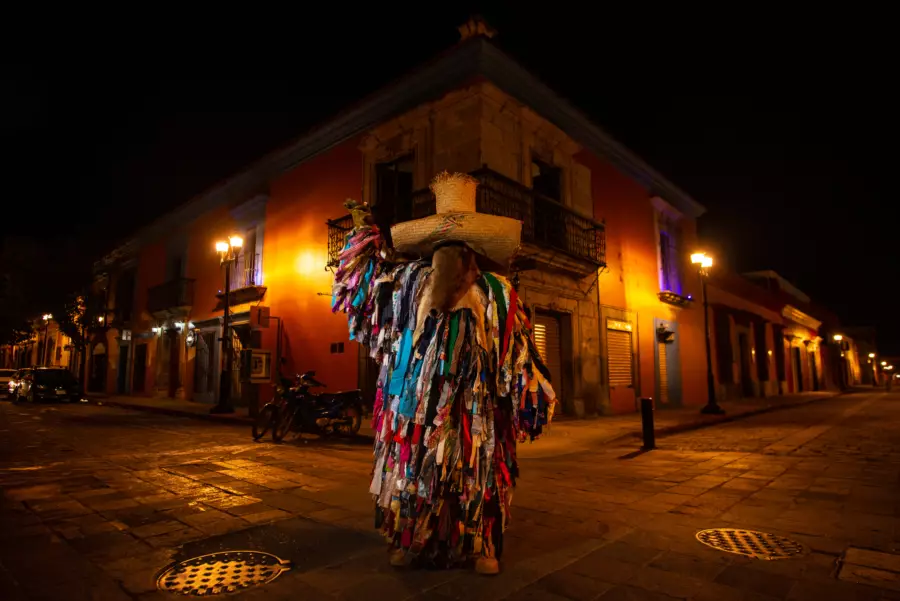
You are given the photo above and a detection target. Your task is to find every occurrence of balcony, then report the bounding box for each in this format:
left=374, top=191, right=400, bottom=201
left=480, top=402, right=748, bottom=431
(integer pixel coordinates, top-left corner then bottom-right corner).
left=214, top=253, right=267, bottom=310
left=413, top=168, right=606, bottom=273
left=147, top=278, right=195, bottom=317
left=229, top=252, right=262, bottom=289
left=326, top=168, right=606, bottom=276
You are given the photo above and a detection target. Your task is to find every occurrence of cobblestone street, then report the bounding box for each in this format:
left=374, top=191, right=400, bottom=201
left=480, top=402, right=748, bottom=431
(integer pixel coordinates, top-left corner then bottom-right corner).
left=3, top=391, right=900, bottom=600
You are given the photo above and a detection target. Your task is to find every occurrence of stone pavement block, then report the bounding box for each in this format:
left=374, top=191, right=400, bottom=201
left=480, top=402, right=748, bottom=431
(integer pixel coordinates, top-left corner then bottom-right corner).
left=131, top=520, right=186, bottom=539
left=144, top=526, right=205, bottom=548
left=567, top=556, right=640, bottom=583
left=715, top=564, right=798, bottom=598
left=624, top=564, right=707, bottom=599
left=533, top=570, right=615, bottom=601
left=331, top=573, right=428, bottom=601
left=596, top=585, right=683, bottom=600
left=224, top=501, right=274, bottom=516
left=260, top=490, right=330, bottom=514
left=649, top=550, right=729, bottom=580
left=102, top=548, right=176, bottom=595
left=192, top=516, right=250, bottom=536
left=242, top=509, right=292, bottom=524
left=88, top=497, right=140, bottom=511
left=692, top=581, right=780, bottom=601
left=503, top=586, right=573, bottom=601
left=203, top=494, right=263, bottom=510
left=3, top=484, right=62, bottom=501
left=172, top=507, right=233, bottom=526
left=789, top=578, right=884, bottom=601
left=664, top=484, right=709, bottom=496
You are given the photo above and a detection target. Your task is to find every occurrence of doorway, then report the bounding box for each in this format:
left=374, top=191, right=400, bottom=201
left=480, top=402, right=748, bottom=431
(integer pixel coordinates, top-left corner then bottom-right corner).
left=374, top=154, right=415, bottom=247
left=809, top=352, right=819, bottom=391
left=117, top=345, right=129, bottom=394
left=657, top=342, right=670, bottom=404
left=89, top=343, right=107, bottom=392
left=133, top=344, right=147, bottom=393
left=534, top=311, right=565, bottom=399
left=738, top=332, right=755, bottom=397
left=792, top=347, right=804, bottom=392
left=358, top=345, right=379, bottom=412
left=193, top=331, right=217, bottom=404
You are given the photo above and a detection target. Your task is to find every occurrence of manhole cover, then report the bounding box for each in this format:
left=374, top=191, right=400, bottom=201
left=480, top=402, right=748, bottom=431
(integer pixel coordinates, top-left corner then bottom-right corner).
left=156, top=550, right=291, bottom=596
left=696, top=528, right=804, bottom=560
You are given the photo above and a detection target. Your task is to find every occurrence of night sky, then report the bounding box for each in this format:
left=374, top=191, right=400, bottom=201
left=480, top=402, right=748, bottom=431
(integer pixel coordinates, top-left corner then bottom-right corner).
left=4, top=9, right=895, bottom=351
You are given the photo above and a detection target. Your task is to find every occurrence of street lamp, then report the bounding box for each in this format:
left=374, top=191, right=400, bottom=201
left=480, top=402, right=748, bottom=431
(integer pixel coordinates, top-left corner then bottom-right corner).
left=211, top=235, right=243, bottom=414
left=691, top=252, right=723, bottom=415
left=833, top=334, right=843, bottom=342
left=42, top=314, right=53, bottom=366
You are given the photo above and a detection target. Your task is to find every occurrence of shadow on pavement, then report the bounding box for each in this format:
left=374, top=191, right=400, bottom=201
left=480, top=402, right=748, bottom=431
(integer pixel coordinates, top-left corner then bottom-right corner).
left=171, top=515, right=382, bottom=572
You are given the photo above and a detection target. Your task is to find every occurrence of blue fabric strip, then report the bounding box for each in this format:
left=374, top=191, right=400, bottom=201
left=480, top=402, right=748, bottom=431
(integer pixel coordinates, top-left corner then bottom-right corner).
left=388, top=328, right=414, bottom=397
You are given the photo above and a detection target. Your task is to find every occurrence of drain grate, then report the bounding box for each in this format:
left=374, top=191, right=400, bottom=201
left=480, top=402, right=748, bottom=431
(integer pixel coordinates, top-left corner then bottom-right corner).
left=156, top=550, right=291, bottom=596
left=696, top=528, right=805, bottom=561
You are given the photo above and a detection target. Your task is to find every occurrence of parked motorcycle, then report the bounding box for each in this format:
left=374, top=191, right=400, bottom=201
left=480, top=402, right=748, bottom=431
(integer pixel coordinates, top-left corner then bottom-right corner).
left=252, top=371, right=363, bottom=442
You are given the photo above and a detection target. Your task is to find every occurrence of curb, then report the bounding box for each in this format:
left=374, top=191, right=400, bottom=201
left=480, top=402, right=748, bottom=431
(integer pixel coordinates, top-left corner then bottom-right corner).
left=610, top=391, right=845, bottom=444
left=92, top=398, right=255, bottom=426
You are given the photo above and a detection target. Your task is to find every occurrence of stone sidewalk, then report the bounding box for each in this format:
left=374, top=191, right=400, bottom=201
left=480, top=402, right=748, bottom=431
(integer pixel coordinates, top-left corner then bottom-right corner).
left=91, top=390, right=840, bottom=452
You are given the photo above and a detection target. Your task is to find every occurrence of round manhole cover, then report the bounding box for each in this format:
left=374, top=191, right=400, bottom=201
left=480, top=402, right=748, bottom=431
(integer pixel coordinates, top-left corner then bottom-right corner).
left=696, top=528, right=805, bottom=560
left=156, top=550, right=291, bottom=596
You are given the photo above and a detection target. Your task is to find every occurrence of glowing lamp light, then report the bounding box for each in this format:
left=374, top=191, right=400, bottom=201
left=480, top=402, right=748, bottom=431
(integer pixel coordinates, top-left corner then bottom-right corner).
left=833, top=334, right=843, bottom=341
left=151, top=327, right=161, bottom=334
left=882, top=361, right=888, bottom=366
left=869, top=352, right=876, bottom=358
left=228, top=235, right=243, bottom=249
left=215, top=241, right=229, bottom=253
left=174, top=322, right=185, bottom=330
left=98, top=316, right=104, bottom=323
left=42, top=313, right=52, bottom=321
left=886, top=365, right=894, bottom=371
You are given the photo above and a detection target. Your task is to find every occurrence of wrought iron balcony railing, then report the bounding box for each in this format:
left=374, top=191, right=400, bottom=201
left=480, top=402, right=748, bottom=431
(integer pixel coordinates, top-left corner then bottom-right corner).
left=412, top=168, right=606, bottom=265
left=147, top=278, right=195, bottom=314
left=229, top=252, right=262, bottom=289
left=326, top=168, right=606, bottom=268
left=327, top=215, right=354, bottom=268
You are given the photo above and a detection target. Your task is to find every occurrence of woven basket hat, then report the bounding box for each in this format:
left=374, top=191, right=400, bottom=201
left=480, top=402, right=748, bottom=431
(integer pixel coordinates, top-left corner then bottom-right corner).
left=390, top=172, right=522, bottom=267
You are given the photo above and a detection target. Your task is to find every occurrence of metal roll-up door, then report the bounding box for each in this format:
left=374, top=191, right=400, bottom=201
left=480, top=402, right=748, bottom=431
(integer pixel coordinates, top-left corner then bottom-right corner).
left=607, top=330, right=633, bottom=387
left=658, top=342, right=670, bottom=403
left=534, top=313, right=562, bottom=393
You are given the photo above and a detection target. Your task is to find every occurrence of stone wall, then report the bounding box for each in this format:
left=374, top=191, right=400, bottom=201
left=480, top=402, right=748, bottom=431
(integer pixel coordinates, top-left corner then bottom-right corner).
left=360, top=81, right=603, bottom=416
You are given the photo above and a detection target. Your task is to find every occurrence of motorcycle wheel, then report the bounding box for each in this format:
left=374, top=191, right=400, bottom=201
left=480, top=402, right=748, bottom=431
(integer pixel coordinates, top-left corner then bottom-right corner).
left=337, top=404, right=363, bottom=437
left=272, top=404, right=295, bottom=443
left=252, top=404, right=277, bottom=441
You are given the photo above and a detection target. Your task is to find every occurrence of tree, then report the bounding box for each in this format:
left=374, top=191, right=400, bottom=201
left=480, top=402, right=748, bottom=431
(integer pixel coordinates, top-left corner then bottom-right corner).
left=48, top=290, right=98, bottom=380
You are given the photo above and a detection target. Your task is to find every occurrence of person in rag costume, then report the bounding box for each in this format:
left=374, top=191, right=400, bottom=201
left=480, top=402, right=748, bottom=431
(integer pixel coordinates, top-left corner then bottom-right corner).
left=331, top=172, right=558, bottom=575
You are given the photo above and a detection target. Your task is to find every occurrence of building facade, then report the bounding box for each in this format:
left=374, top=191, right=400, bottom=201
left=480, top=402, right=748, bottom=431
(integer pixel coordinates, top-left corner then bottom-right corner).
left=86, top=24, right=821, bottom=416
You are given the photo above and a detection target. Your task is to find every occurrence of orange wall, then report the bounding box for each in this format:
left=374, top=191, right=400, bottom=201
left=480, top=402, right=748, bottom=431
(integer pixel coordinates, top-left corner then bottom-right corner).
left=580, top=151, right=707, bottom=413
left=263, top=138, right=364, bottom=394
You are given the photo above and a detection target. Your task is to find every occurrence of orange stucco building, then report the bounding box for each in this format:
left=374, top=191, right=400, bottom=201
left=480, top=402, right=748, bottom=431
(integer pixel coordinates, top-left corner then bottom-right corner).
left=85, top=25, right=728, bottom=416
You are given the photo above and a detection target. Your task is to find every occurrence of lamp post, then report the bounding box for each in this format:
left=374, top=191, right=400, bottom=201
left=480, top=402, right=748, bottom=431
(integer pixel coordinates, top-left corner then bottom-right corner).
left=691, top=252, right=723, bottom=415
left=211, top=235, right=243, bottom=414
left=868, top=352, right=877, bottom=385
left=42, top=314, right=53, bottom=366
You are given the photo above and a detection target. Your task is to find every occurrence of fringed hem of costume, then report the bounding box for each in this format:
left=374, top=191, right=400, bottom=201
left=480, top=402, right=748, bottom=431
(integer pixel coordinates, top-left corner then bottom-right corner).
left=332, top=224, right=556, bottom=566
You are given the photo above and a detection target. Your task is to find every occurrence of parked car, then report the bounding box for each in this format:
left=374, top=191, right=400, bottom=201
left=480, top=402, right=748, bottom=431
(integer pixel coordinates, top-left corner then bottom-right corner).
left=1, top=369, right=16, bottom=398
left=15, top=368, right=83, bottom=403
left=7, top=368, right=32, bottom=398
